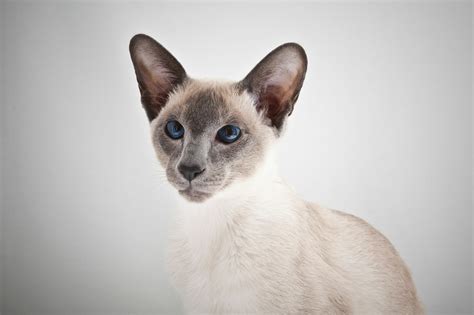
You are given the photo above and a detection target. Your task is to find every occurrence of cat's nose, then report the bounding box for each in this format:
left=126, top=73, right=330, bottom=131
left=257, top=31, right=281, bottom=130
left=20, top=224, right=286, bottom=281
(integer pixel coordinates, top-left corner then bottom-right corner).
left=178, top=163, right=205, bottom=182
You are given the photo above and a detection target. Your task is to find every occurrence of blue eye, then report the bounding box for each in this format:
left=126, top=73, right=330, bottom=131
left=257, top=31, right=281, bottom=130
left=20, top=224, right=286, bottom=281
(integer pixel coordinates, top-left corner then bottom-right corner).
left=165, top=120, right=185, bottom=139
left=217, top=125, right=241, bottom=143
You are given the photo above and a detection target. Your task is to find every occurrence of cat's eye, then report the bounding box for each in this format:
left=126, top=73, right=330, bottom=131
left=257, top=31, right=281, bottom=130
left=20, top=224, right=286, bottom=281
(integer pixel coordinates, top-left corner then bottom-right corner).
left=165, top=120, right=185, bottom=139
left=217, top=125, right=241, bottom=144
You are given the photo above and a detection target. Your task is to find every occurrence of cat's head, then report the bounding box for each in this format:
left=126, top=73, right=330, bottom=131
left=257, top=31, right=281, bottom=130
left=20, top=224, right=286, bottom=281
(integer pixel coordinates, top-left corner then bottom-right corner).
left=130, top=34, right=307, bottom=202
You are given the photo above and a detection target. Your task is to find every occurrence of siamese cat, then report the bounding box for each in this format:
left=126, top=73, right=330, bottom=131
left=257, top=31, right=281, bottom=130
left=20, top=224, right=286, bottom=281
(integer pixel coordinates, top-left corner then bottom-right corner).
left=129, top=34, right=423, bottom=314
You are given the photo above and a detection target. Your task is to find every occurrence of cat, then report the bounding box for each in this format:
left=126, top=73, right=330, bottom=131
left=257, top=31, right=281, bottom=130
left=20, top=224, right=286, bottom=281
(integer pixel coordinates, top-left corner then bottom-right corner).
left=129, top=34, right=423, bottom=314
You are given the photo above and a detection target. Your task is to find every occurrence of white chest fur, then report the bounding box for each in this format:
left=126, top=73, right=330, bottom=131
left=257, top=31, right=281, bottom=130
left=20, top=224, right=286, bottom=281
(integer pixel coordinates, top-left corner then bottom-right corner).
left=166, top=176, right=305, bottom=314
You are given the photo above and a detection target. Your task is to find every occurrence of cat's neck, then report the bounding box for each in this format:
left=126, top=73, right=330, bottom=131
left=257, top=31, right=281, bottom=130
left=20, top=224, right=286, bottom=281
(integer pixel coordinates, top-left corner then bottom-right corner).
left=174, top=171, right=296, bottom=250
left=177, top=147, right=288, bottom=212
left=172, top=152, right=299, bottom=240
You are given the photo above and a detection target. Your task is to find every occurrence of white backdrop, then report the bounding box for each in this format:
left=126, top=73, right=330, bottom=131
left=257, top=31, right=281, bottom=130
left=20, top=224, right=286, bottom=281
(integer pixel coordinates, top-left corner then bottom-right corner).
left=1, top=2, right=472, bottom=314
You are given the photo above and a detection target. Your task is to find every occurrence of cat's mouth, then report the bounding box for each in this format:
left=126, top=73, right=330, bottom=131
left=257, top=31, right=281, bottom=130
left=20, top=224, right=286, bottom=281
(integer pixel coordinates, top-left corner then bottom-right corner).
left=178, top=186, right=212, bottom=202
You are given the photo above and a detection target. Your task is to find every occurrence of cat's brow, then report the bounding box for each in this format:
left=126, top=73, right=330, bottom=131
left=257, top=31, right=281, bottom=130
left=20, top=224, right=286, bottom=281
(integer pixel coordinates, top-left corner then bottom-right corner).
left=183, top=88, right=224, bottom=134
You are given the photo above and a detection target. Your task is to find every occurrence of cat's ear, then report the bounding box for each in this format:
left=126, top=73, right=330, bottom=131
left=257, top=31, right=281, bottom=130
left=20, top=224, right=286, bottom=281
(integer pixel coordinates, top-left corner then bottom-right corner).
left=129, top=34, right=187, bottom=121
left=239, top=43, right=307, bottom=132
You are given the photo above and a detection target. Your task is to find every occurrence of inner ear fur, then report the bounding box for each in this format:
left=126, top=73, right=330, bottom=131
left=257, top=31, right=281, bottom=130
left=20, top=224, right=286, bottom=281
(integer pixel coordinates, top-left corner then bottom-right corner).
left=239, top=43, right=308, bottom=132
left=129, top=34, right=187, bottom=121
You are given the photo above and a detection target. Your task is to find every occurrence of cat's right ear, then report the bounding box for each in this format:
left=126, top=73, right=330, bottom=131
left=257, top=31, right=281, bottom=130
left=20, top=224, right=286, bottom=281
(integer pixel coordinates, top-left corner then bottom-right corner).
left=129, top=34, right=187, bottom=121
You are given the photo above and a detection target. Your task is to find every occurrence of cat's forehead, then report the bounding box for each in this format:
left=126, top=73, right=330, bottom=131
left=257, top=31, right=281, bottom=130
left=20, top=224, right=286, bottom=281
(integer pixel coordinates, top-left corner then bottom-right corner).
left=163, top=80, right=259, bottom=133
left=181, top=88, right=225, bottom=133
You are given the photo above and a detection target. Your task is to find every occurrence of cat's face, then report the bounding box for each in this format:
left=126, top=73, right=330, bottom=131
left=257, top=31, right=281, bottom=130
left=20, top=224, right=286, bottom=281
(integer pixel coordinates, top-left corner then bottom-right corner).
left=150, top=81, right=273, bottom=202
left=130, top=34, right=307, bottom=202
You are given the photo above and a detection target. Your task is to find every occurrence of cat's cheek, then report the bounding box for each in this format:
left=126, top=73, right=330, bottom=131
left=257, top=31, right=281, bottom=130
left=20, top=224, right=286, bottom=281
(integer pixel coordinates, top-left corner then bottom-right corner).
left=156, top=135, right=176, bottom=155
left=234, top=138, right=265, bottom=179
left=153, top=145, right=170, bottom=169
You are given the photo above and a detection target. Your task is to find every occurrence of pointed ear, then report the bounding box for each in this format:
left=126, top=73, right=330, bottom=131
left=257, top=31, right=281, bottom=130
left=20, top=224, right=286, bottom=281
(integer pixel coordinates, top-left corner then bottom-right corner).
left=129, top=34, right=187, bottom=121
left=239, top=43, right=307, bottom=132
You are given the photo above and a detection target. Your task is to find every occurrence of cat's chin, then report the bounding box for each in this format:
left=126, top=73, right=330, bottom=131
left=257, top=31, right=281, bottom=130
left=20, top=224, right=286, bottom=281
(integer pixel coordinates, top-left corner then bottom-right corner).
left=178, top=187, right=213, bottom=203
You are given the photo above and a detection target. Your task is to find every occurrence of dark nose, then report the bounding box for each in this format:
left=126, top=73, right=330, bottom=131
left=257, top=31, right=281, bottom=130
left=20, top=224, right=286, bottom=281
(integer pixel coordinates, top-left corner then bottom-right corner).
left=178, top=163, right=205, bottom=182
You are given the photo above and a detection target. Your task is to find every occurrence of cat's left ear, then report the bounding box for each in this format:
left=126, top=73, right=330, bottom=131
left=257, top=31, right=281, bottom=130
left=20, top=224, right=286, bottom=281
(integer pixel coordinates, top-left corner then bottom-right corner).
left=239, top=43, right=307, bottom=132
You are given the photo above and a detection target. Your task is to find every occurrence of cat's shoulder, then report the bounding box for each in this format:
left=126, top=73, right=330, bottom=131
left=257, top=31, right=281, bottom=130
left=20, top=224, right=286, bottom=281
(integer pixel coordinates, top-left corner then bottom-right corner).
left=303, top=202, right=397, bottom=251
left=305, top=202, right=414, bottom=279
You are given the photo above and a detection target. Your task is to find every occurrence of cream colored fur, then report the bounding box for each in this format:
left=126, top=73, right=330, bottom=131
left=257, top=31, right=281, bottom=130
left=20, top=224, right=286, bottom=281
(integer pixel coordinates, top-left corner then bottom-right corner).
left=165, top=145, right=423, bottom=314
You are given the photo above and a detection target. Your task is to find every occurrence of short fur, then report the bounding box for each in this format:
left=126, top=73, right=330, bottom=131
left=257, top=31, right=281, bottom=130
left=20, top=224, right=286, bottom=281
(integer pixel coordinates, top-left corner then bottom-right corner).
left=130, top=34, right=423, bottom=314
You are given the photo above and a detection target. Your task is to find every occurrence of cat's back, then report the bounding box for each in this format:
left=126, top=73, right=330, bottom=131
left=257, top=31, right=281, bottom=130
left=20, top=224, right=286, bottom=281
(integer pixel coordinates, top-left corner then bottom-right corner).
left=304, top=203, right=423, bottom=314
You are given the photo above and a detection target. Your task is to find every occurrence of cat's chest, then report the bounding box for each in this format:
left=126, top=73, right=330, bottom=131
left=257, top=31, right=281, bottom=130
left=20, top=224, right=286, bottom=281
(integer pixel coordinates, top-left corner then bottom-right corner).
left=167, top=216, right=260, bottom=312
left=167, top=197, right=300, bottom=311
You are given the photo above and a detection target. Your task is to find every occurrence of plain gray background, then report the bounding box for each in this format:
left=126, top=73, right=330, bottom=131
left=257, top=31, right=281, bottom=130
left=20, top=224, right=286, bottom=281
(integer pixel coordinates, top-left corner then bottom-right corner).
left=0, top=1, right=472, bottom=314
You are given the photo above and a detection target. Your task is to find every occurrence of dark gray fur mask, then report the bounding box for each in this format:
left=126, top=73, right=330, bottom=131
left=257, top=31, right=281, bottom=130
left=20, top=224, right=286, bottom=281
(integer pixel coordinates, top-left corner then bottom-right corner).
left=130, top=34, right=307, bottom=202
